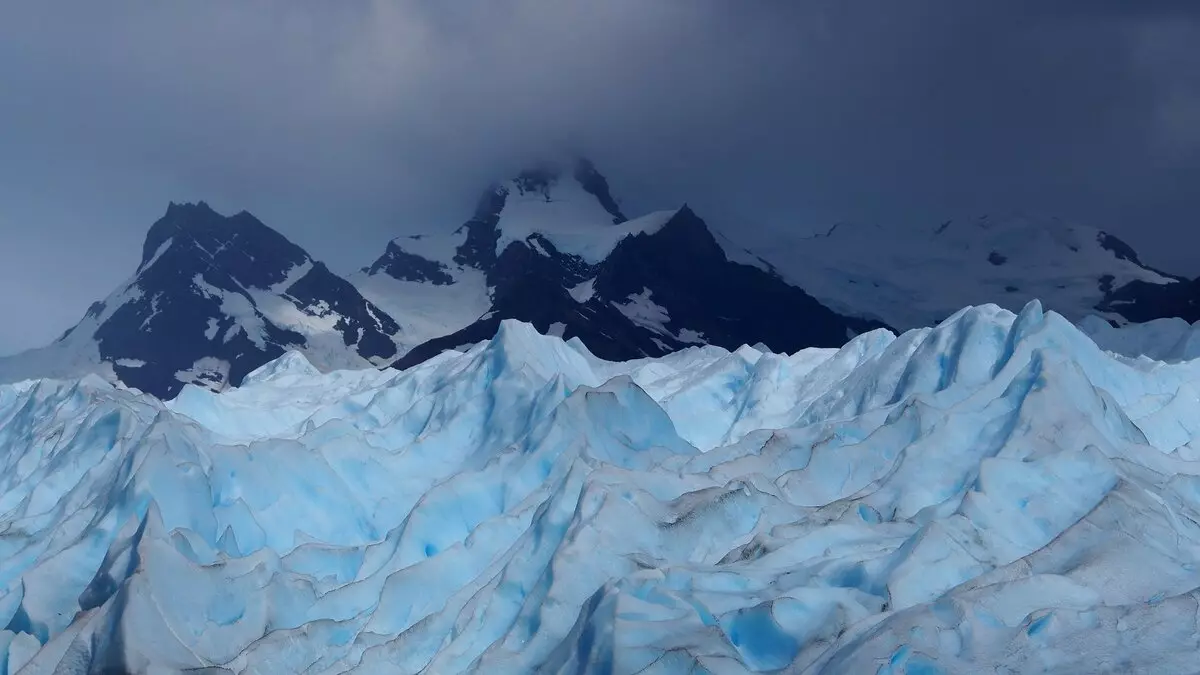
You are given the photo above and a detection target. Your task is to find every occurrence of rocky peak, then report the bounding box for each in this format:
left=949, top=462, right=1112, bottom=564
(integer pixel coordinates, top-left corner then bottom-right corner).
left=139, top=202, right=309, bottom=289
left=505, top=157, right=625, bottom=222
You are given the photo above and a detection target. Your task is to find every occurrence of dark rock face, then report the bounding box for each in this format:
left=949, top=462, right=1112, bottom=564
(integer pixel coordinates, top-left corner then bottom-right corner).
left=375, top=158, right=887, bottom=371
left=96, top=203, right=306, bottom=396
left=1092, top=231, right=1199, bottom=324
left=573, top=158, right=626, bottom=224
left=20, top=159, right=892, bottom=398
left=1096, top=232, right=1144, bottom=266
left=593, top=207, right=884, bottom=351
left=452, top=187, right=507, bottom=270
left=365, top=240, right=455, bottom=285
left=35, top=158, right=1200, bottom=402
left=67, top=202, right=398, bottom=398
left=284, top=262, right=400, bottom=359
left=140, top=202, right=309, bottom=284
left=1099, top=276, right=1200, bottom=324
left=392, top=204, right=887, bottom=369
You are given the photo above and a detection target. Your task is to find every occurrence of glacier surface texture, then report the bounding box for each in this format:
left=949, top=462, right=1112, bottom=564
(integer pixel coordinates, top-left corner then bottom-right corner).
left=4, top=302, right=1200, bottom=673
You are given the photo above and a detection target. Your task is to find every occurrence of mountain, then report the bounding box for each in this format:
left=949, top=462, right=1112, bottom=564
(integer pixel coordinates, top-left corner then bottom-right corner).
left=742, top=214, right=1192, bottom=330
left=354, top=158, right=885, bottom=368
left=6, top=162, right=1199, bottom=402
left=0, top=202, right=400, bottom=398
left=7, top=306, right=1200, bottom=671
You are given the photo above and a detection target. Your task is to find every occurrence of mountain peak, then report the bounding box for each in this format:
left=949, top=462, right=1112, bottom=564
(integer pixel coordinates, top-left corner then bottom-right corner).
left=142, top=201, right=216, bottom=266
left=165, top=200, right=215, bottom=215
left=0, top=202, right=405, bottom=399
left=140, top=202, right=309, bottom=283
left=503, top=157, right=625, bottom=224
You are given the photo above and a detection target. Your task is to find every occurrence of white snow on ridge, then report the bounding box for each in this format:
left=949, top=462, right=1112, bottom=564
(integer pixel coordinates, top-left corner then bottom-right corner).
left=743, top=215, right=1176, bottom=330
left=355, top=190, right=678, bottom=354
left=352, top=265, right=492, bottom=355
left=395, top=227, right=468, bottom=266
left=268, top=260, right=313, bottom=293
left=468, top=168, right=681, bottom=264
left=353, top=227, right=492, bottom=355
left=9, top=305, right=1200, bottom=671
left=250, top=272, right=387, bottom=374
left=368, top=189, right=676, bottom=274
left=496, top=203, right=679, bottom=264
left=712, top=228, right=774, bottom=272
left=138, top=236, right=174, bottom=273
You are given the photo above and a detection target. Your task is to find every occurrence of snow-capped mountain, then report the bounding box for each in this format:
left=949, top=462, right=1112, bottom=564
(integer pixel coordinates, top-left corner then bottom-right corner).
left=5, top=161, right=1198, bottom=403
left=7, top=305, right=1200, bottom=672
left=745, top=214, right=1191, bottom=330
left=0, top=202, right=400, bottom=399
left=354, top=158, right=885, bottom=368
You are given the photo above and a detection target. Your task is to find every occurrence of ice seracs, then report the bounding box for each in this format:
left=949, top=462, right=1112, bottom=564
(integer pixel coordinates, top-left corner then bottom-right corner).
left=1079, top=314, right=1200, bottom=362
left=6, top=302, right=1200, bottom=671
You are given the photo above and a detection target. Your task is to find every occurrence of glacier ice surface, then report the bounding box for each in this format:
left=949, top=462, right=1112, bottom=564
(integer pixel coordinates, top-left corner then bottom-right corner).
left=5, top=303, right=1200, bottom=673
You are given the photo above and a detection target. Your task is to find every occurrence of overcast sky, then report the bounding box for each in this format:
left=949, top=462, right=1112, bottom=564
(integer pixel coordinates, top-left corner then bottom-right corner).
left=1, top=1, right=1198, bottom=355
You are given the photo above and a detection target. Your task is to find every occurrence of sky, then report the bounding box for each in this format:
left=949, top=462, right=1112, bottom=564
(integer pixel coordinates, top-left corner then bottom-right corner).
left=1, top=1, right=1198, bottom=355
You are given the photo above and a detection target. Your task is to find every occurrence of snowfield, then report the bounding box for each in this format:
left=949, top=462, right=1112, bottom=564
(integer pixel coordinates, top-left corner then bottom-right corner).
left=5, top=302, right=1200, bottom=673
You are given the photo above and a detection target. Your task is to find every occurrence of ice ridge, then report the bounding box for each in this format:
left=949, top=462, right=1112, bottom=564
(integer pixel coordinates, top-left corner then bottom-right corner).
left=3, top=306, right=1200, bottom=672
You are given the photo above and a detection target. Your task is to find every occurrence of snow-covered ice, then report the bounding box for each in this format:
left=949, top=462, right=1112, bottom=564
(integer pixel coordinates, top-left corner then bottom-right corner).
left=5, top=302, right=1200, bottom=672
left=1080, top=314, right=1200, bottom=363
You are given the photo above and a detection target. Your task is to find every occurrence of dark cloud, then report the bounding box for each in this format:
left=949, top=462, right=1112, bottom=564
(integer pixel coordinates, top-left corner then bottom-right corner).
left=1, top=1, right=1198, bottom=354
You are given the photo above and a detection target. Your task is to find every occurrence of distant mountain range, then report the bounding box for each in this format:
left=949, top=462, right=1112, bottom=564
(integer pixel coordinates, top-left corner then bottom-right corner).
left=352, top=160, right=881, bottom=370
left=1, top=159, right=1196, bottom=399
left=746, top=214, right=1193, bottom=330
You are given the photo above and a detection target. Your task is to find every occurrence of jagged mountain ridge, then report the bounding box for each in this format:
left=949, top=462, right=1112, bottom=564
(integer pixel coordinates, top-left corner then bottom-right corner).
left=3, top=160, right=1200, bottom=401
left=355, top=158, right=885, bottom=368
left=0, top=202, right=400, bottom=398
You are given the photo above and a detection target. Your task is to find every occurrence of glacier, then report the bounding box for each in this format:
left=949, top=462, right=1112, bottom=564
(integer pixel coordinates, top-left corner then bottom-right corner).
left=4, top=302, right=1200, bottom=673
